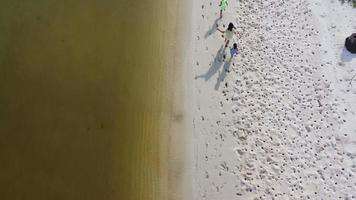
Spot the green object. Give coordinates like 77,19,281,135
220,0,228,11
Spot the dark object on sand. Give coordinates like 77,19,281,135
345,33,356,53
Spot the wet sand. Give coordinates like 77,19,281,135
0,0,182,199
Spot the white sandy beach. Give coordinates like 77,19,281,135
185,0,356,199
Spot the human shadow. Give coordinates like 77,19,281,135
204,17,221,39
215,56,232,90
196,46,227,81
341,47,356,62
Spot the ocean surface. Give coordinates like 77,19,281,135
0,0,170,199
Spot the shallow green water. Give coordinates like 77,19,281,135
0,0,169,199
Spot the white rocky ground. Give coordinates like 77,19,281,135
188,0,356,199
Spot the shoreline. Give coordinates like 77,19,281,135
164,0,193,199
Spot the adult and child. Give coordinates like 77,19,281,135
195,2,239,81
218,0,240,61
217,22,239,63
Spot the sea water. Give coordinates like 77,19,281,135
0,0,170,199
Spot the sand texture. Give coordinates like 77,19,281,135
188,0,356,199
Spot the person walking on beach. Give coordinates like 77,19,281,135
230,43,241,66
230,43,239,57
223,43,239,62
217,23,237,47
219,0,228,18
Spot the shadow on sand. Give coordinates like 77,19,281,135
196,45,226,81
341,47,356,62
196,45,233,90
204,17,221,39
215,57,232,90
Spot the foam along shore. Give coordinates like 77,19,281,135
188,0,356,199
